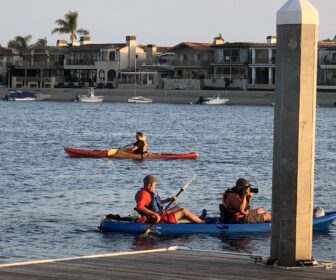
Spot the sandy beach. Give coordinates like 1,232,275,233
1,87,336,107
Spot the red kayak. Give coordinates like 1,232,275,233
64,147,199,160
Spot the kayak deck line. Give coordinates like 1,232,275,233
1,247,335,280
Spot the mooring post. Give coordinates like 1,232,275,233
270,0,319,267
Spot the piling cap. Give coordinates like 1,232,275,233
277,0,319,25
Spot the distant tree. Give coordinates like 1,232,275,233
51,11,89,44
7,35,32,54
35,37,48,47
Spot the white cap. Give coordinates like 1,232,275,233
277,0,319,25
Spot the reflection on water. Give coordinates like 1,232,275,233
0,101,335,263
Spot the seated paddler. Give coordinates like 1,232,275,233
220,178,271,224
135,175,206,224
132,131,148,155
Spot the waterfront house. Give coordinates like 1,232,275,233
248,40,276,90
9,45,67,88
164,42,213,79
317,41,336,90
210,36,276,90
210,42,249,90
63,37,126,88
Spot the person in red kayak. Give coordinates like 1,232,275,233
131,131,148,156
135,175,206,224
220,178,271,224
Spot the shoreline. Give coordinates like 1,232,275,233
1,87,336,107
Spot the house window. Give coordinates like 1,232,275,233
224,49,230,62
215,49,224,63
231,49,240,62
101,51,108,61
271,49,276,64
255,49,269,64
109,51,116,61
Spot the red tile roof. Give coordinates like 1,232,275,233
168,42,212,52
318,41,336,48
0,47,12,56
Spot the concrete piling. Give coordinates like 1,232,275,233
271,0,319,267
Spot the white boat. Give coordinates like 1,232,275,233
76,88,104,103
127,96,153,104
202,96,229,105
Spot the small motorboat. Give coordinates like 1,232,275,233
99,211,336,235
128,96,153,104
75,88,104,103
202,96,229,105
64,147,198,160
5,90,36,101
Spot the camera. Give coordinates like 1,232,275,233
249,187,259,193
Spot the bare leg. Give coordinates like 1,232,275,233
263,213,272,222
255,208,266,214
166,206,182,214
173,208,205,224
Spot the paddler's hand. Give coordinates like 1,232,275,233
242,187,250,197
152,213,161,222
171,196,177,202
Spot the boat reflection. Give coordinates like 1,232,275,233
130,233,271,255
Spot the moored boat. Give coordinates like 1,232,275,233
75,87,104,103
98,211,336,235
128,96,153,104
64,147,198,160
203,96,229,105
5,90,37,101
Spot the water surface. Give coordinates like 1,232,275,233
0,101,335,263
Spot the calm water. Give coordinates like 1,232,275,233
0,101,335,264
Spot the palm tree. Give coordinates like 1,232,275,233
51,11,89,44
7,35,32,54
35,37,48,47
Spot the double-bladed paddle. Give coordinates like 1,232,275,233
139,174,197,238
108,143,133,156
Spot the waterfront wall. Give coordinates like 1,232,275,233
163,79,201,90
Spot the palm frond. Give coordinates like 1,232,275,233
51,27,70,35
77,28,90,36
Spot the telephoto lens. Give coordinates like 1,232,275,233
250,187,259,193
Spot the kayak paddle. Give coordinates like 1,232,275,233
139,174,197,238
108,143,133,156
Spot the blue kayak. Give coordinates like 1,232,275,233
98,211,336,235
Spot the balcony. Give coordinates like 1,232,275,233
163,60,209,67
211,56,248,65
66,59,95,66
14,61,64,67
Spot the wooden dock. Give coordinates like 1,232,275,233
0,247,335,280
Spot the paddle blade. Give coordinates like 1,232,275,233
107,149,118,156
181,175,197,191
139,227,152,238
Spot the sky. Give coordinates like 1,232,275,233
0,0,335,47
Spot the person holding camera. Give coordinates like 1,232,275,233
220,178,271,224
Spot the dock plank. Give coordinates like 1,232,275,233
0,249,335,280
